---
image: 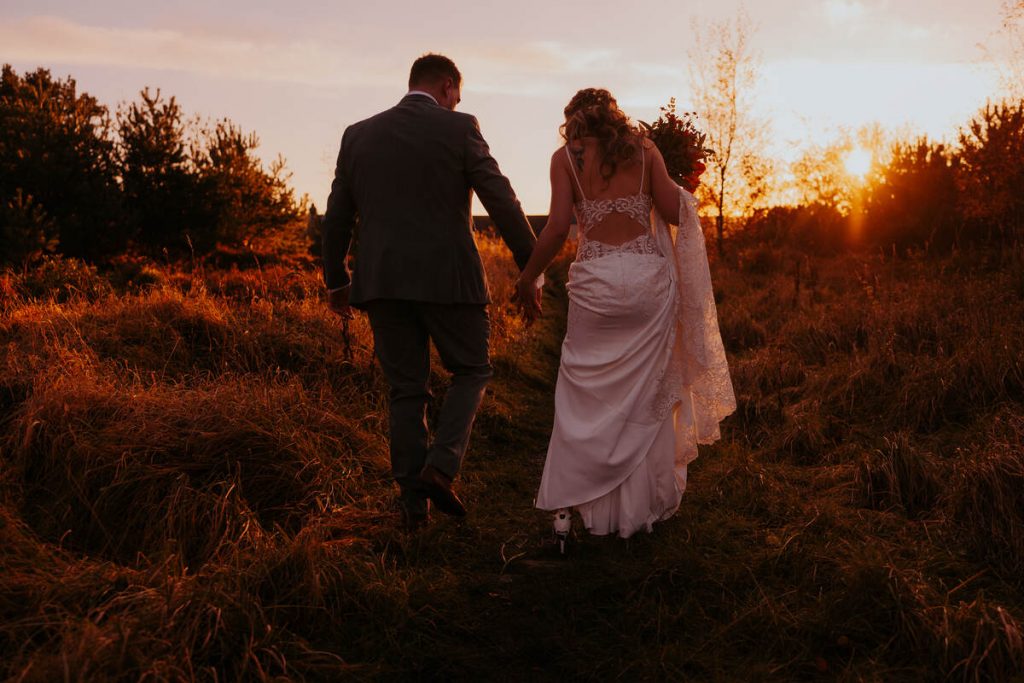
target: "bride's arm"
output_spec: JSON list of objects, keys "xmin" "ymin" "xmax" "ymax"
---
[
  {"xmin": 515, "ymin": 149, "xmax": 574, "ymax": 287},
  {"xmin": 647, "ymin": 140, "xmax": 681, "ymax": 225}
]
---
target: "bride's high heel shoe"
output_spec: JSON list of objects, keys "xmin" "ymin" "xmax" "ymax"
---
[{"xmin": 553, "ymin": 508, "xmax": 572, "ymax": 554}]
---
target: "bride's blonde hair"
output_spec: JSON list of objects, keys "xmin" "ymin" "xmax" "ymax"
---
[{"xmin": 560, "ymin": 88, "xmax": 644, "ymax": 180}]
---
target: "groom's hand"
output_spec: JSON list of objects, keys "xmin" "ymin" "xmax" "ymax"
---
[
  {"xmin": 327, "ymin": 286, "xmax": 353, "ymax": 320},
  {"xmin": 513, "ymin": 275, "xmax": 543, "ymax": 326}
]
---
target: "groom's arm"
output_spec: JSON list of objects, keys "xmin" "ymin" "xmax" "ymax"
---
[
  {"xmin": 463, "ymin": 116, "xmax": 536, "ymax": 270},
  {"xmin": 322, "ymin": 129, "xmax": 357, "ymax": 292}
]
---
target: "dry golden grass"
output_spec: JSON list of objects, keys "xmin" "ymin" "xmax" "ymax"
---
[{"xmin": 1, "ymin": 233, "xmax": 1022, "ymax": 680}]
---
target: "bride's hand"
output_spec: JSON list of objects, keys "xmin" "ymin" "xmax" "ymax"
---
[{"xmin": 512, "ymin": 275, "xmax": 543, "ymax": 325}]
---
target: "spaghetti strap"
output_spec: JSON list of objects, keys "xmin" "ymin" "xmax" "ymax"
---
[
  {"xmin": 639, "ymin": 143, "xmax": 646, "ymax": 193},
  {"xmin": 565, "ymin": 146, "xmax": 586, "ymax": 200}
]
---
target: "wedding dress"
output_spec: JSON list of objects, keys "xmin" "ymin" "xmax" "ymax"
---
[{"xmin": 535, "ymin": 146, "xmax": 736, "ymax": 538}]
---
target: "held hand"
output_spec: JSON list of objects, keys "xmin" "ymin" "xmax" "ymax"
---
[
  {"xmin": 327, "ymin": 286, "xmax": 353, "ymax": 320},
  {"xmin": 512, "ymin": 274, "xmax": 543, "ymax": 326}
]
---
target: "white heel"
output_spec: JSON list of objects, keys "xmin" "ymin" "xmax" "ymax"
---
[{"xmin": 553, "ymin": 508, "xmax": 572, "ymax": 554}]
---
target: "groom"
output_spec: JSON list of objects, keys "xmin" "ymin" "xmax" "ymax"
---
[{"xmin": 322, "ymin": 53, "xmax": 541, "ymax": 529}]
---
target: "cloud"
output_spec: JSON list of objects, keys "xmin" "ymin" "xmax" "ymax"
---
[
  {"xmin": 822, "ymin": 0, "xmax": 868, "ymax": 25},
  {"xmin": 1, "ymin": 16, "xmax": 665, "ymax": 101},
  {"xmin": 0, "ymin": 15, "xmax": 399, "ymax": 88}
]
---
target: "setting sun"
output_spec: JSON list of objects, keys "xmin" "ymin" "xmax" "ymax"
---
[{"xmin": 844, "ymin": 147, "xmax": 873, "ymax": 178}]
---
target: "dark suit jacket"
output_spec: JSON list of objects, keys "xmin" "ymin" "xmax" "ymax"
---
[{"xmin": 321, "ymin": 94, "xmax": 537, "ymax": 307}]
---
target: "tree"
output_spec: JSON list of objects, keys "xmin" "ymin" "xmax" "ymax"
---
[
  {"xmin": 0, "ymin": 190, "xmax": 58, "ymax": 265},
  {"xmin": 957, "ymin": 100, "xmax": 1024, "ymax": 245},
  {"xmin": 688, "ymin": 6, "xmax": 769, "ymax": 255},
  {"xmin": 995, "ymin": 1, "xmax": 1024, "ymax": 99},
  {"xmin": 791, "ymin": 137, "xmax": 854, "ymax": 212},
  {"xmin": 737, "ymin": 152, "xmax": 776, "ymax": 220},
  {"xmin": 863, "ymin": 137, "xmax": 961, "ymax": 252},
  {"xmin": 189, "ymin": 119, "xmax": 300, "ymax": 251},
  {"xmin": 116, "ymin": 88, "xmax": 197, "ymax": 250},
  {"xmin": 0, "ymin": 65, "xmax": 124, "ymax": 259}
]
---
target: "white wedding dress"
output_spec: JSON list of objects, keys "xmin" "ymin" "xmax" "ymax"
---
[{"xmin": 535, "ymin": 147, "xmax": 736, "ymax": 538}]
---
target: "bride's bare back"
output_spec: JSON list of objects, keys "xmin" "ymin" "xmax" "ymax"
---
[
  {"xmin": 513, "ymin": 131, "xmax": 681, "ymax": 297},
  {"xmin": 566, "ymin": 136, "xmax": 651, "ymax": 246},
  {"xmin": 559, "ymin": 137, "xmax": 681, "ymax": 245}
]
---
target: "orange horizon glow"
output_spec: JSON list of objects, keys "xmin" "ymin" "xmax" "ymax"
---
[{"xmin": 0, "ymin": 1, "xmax": 1013, "ymax": 213}]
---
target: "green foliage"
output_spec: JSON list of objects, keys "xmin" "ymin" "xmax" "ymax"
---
[
  {"xmin": 770, "ymin": 100, "xmax": 1024, "ymax": 255},
  {"xmin": 741, "ymin": 204, "xmax": 847, "ymax": 255},
  {"xmin": 12, "ymin": 254, "xmax": 111, "ymax": 301},
  {"xmin": 117, "ymin": 94, "xmax": 301, "ymax": 255},
  {"xmin": 0, "ymin": 65, "xmax": 124, "ymax": 261},
  {"xmin": 189, "ymin": 120, "xmax": 301, "ymax": 251},
  {"xmin": 863, "ymin": 137, "xmax": 961, "ymax": 251},
  {"xmin": 1, "ymin": 65, "xmax": 302, "ymax": 262},
  {"xmin": 957, "ymin": 99, "xmax": 1024, "ymax": 244},
  {"xmin": 116, "ymin": 88, "xmax": 198, "ymax": 251},
  {"xmin": 0, "ymin": 189, "xmax": 58, "ymax": 265},
  {"xmin": 857, "ymin": 100, "xmax": 1023, "ymax": 253},
  {"xmin": 790, "ymin": 138, "xmax": 857, "ymax": 213}
]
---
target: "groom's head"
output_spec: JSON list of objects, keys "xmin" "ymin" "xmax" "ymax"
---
[{"xmin": 409, "ymin": 53, "xmax": 462, "ymax": 111}]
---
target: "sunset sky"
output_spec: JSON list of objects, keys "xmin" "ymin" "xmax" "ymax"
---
[{"xmin": 2, "ymin": 0, "xmax": 1012, "ymax": 213}]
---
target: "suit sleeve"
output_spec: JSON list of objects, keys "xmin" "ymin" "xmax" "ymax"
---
[
  {"xmin": 321, "ymin": 129, "xmax": 356, "ymax": 291},
  {"xmin": 463, "ymin": 116, "xmax": 537, "ymax": 271}
]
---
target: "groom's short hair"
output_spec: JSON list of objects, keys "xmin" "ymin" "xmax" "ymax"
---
[{"xmin": 409, "ymin": 54, "xmax": 462, "ymax": 89}]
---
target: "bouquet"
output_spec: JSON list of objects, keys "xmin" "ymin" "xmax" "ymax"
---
[{"xmin": 640, "ymin": 98, "xmax": 713, "ymax": 193}]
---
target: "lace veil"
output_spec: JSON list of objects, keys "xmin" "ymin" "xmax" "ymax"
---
[{"xmin": 652, "ymin": 186, "xmax": 737, "ymax": 451}]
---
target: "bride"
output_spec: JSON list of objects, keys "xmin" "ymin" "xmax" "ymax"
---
[{"xmin": 514, "ymin": 88, "xmax": 736, "ymax": 545}]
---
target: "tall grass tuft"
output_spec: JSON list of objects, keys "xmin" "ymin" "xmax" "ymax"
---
[
  {"xmin": 946, "ymin": 412, "xmax": 1024, "ymax": 581},
  {"xmin": 1, "ymin": 235, "xmax": 1023, "ymax": 679},
  {"xmin": 855, "ymin": 432, "xmax": 942, "ymax": 519}
]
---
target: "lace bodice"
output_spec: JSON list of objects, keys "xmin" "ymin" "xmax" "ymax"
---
[
  {"xmin": 566, "ymin": 145, "xmax": 658, "ymax": 263},
  {"xmin": 576, "ymin": 193, "xmax": 653, "ymax": 232},
  {"xmin": 576, "ymin": 228, "xmax": 659, "ymax": 261}
]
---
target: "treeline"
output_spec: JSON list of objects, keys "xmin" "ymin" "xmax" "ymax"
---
[
  {"xmin": 0, "ymin": 65, "xmax": 301, "ymax": 266},
  {"xmin": 745, "ymin": 99, "xmax": 1024, "ymax": 256}
]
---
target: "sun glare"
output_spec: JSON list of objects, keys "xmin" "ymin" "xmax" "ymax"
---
[{"xmin": 844, "ymin": 148, "xmax": 873, "ymax": 178}]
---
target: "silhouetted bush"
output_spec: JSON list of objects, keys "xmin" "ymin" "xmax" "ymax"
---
[
  {"xmin": 116, "ymin": 88, "xmax": 200, "ymax": 252},
  {"xmin": 863, "ymin": 138, "xmax": 961, "ymax": 252},
  {"xmin": 0, "ymin": 65, "xmax": 125, "ymax": 261},
  {"xmin": 0, "ymin": 189, "xmax": 58, "ymax": 265},
  {"xmin": 740, "ymin": 204, "xmax": 847, "ymax": 255},
  {"xmin": 750, "ymin": 100, "xmax": 1024, "ymax": 256},
  {"xmin": 957, "ymin": 99, "xmax": 1024, "ymax": 246},
  {"xmin": 1, "ymin": 65, "xmax": 302, "ymax": 263},
  {"xmin": 13, "ymin": 254, "xmax": 112, "ymax": 302},
  {"xmin": 188, "ymin": 120, "xmax": 301, "ymax": 252}
]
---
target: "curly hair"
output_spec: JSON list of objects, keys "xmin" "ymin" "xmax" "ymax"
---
[{"xmin": 560, "ymin": 88, "xmax": 645, "ymax": 181}]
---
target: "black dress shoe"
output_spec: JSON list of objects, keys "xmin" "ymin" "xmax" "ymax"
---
[{"xmin": 417, "ymin": 465, "xmax": 467, "ymax": 517}]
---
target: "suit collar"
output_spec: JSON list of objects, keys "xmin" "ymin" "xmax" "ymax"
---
[{"xmin": 402, "ymin": 91, "xmax": 439, "ymax": 106}]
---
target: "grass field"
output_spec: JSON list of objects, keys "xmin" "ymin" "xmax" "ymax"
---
[{"xmin": 1, "ymin": 233, "xmax": 1023, "ymax": 681}]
